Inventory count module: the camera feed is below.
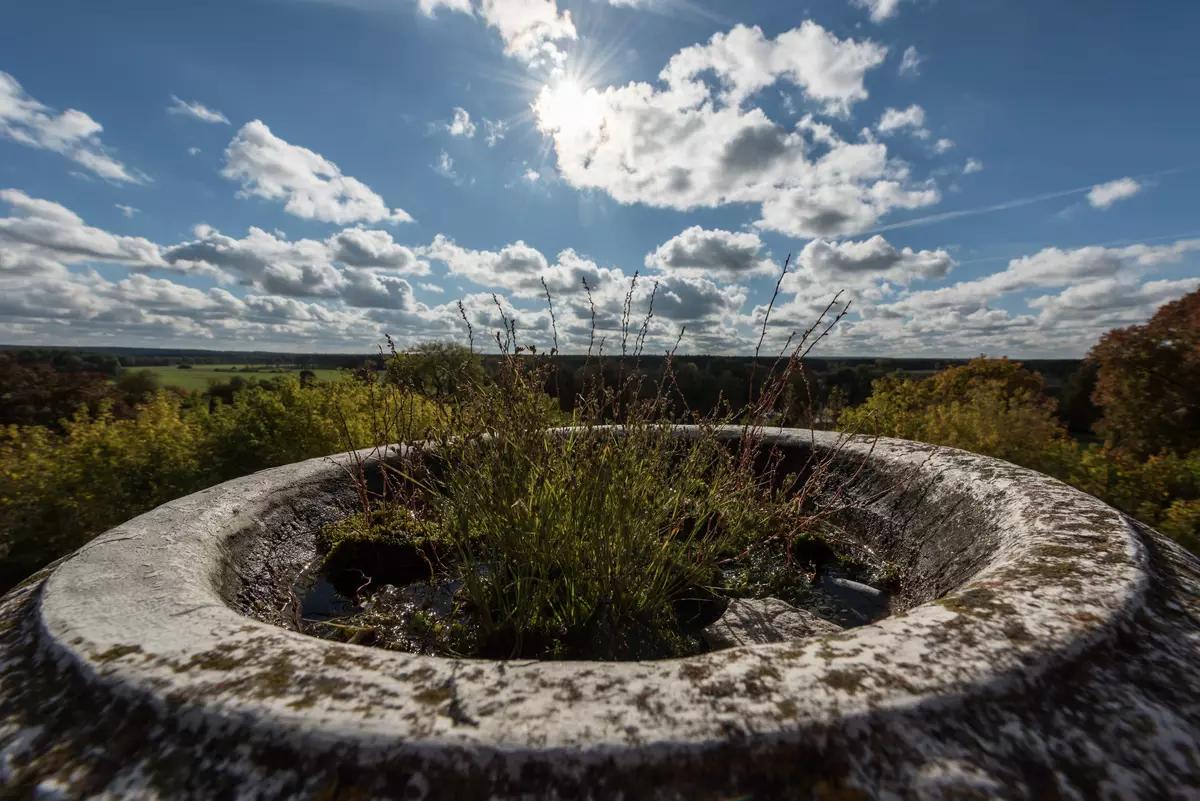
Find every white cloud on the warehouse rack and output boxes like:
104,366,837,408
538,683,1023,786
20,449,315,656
645,226,776,282
899,46,922,75
1087,177,1142,209
795,235,954,288
222,120,413,225
446,107,476,138
188,146,202,156
535,26,938,239
0,71,141,183
433,150,457,180
1028,276,1200,325
115,204,139,218
0,189,164,276
420,0,576,69
418,0,473,14
963,158,984,174
522,168,540,182
934,138,954,154
852,0,904,23
881,239,1200,317
422,234,748,346
877,105,930,139
3,188,1198,358
484,118,507,146
166,96,230,125
419,282,446,293
659,22,888,115
480,0,577,68
163,224,430,298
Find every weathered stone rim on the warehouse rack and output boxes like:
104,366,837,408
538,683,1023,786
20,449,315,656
34,427,1147,761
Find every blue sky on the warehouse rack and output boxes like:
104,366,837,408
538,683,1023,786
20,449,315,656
1,0,1198,356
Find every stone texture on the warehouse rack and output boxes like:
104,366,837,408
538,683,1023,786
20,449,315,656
818,574,889,623
702,598,843,649
0,427,1198,799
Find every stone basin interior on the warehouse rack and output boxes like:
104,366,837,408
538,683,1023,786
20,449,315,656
224,430,997,661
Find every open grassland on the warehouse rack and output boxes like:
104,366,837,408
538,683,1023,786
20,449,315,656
138,364,345,391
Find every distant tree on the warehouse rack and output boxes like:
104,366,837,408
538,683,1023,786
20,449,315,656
299,369,317,388
177,363,193,370
387,342,483,399
1089,287,1200,458
115,370,160,403
0,354,120,428
838,357,1066,471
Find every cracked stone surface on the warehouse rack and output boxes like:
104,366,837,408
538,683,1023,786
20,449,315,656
1,427,1199,799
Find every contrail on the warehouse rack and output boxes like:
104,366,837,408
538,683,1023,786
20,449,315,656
859,165,1195,237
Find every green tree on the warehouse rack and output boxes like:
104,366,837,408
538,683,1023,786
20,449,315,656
115,369,161,403
386,341,483,400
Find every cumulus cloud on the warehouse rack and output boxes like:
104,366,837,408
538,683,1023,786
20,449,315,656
796,236,953,287
659,22,888,114
221,120,413,225
934,138,954,154
0,189,164,276
115,204,139,218
877,105,929,139
163,224,430,298
166,96,230,124
1028,276,1200,325
1087,177,1142,209
188,147,201,156
418,0,473,14
446,107,476,138
419,0,576,69
963,158,984,174
535,25,939,239
0,71,141,183
880,239,1200,317
852,0,904,23
645,226,776,282
899,46,922,75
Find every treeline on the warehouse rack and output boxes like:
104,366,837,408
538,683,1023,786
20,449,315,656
0,345,370,369
840,289,1200,552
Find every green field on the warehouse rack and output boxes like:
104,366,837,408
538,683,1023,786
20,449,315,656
138,364,345,391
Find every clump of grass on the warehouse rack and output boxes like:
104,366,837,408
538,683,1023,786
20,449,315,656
319,261,885,660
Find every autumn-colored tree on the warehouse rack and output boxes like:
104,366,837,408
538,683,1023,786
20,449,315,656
838,357,1067,471
1089,287,1200,458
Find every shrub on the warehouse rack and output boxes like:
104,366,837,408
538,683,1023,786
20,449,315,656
331,281,876,659
0,377,439,591
839,357,1200,553
838,357,1068,472
0,394,209,589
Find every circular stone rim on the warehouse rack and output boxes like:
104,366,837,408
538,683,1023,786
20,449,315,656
35,428,1148,759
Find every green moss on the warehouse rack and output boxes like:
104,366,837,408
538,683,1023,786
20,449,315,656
93,644,144,663
936,587,1017,620
819,668,869,694
413,686,453,705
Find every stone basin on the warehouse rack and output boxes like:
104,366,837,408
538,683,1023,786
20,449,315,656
2,427,1199,799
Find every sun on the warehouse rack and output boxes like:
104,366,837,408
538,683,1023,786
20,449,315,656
532,77,602,136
